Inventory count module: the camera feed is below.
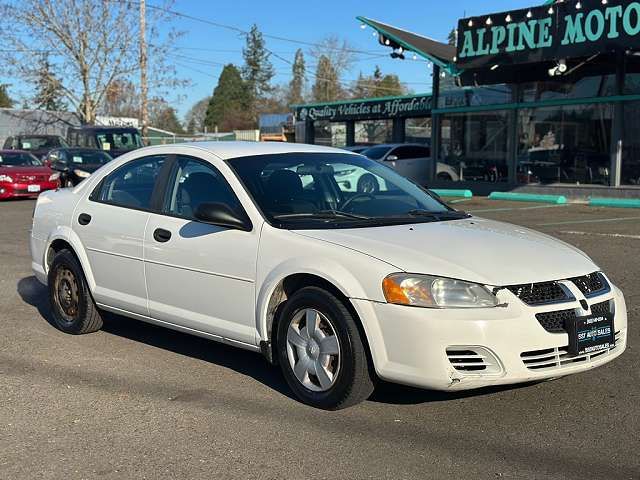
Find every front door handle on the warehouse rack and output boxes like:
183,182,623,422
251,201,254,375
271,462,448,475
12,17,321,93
78,213,92,225
153,228,172,243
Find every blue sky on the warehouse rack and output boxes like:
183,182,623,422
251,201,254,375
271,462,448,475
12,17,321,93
165,0,537,118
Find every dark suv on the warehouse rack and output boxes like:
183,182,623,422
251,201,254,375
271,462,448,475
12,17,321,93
2,134,68,162
67,127,143,158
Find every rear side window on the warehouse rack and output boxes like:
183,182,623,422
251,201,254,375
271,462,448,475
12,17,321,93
95,155,166,210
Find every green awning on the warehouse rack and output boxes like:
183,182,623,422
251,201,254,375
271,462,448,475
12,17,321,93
356,16,458,74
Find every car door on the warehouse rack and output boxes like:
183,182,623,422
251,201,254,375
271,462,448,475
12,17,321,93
388,146,430,185
73,154,168,316
143,154,260,346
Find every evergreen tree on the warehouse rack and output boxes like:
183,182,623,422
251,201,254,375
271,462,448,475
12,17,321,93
351,66,406,99
287,48,306,106
205,64,254,131
242,24,275,101
0,84,13,108
312,55,342,102
33,57,66,111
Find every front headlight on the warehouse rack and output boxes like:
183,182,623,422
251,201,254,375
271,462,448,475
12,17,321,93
49,172,60,181
382,273,499,309
74,169,91,178
0,174,14,183
334,169,357,177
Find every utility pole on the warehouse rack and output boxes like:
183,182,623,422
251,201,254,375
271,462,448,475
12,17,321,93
139,0,149,141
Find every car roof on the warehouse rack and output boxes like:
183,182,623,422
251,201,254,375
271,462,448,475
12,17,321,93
0,149,33,154
170,141,359,161
365,143,429,149
69,126,138,132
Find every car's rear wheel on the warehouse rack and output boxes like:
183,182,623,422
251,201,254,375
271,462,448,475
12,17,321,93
276,286,375,409
48,249,103,334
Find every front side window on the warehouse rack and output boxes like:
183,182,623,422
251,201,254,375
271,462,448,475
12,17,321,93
227,153,459,230
165,157,242,220
96,156,165,209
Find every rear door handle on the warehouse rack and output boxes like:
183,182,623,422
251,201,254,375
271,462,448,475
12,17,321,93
78,213,92,225
153,228,172,243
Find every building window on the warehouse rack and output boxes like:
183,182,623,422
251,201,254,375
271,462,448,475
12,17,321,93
622,101,640,186
517,104,613,185
438,85,513,109
405,118,431,144
354,119,392,145
440,110,509,183
313,121,346,147
520,75,617,103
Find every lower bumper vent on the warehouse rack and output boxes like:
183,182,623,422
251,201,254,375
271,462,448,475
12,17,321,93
446,347,502,375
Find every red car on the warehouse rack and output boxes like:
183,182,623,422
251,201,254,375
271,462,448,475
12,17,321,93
0,150,60,200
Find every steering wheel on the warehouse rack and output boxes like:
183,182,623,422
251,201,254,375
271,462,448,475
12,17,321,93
341,192,375,212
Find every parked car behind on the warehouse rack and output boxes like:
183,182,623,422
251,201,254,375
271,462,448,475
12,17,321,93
362,143,460,185
47,148,113,187
0,150,59,200
67,126,143,158
2,135,68,162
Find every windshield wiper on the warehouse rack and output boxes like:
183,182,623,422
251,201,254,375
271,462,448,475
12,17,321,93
273,210,371,221
406,209,471,219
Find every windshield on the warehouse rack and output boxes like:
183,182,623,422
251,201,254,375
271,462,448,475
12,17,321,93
18,136,66,150
227,153,460,229
0,152,42,166
362,145,392,160
95,131,143,151
65,150,112,165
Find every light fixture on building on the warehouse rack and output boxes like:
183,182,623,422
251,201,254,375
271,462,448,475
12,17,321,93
486,17,492,25
413,53,418,60
491,64,499,70
505,14,512,22
360,23,366,29
576,2,582,9
548,6,554,14
526,10,533,18
468,19,473,27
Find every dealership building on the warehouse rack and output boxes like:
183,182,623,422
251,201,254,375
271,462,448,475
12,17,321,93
294,0,640,197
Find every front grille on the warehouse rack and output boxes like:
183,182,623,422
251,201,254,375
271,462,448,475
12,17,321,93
505,272,610,306
521,331,622,371
569,272,607,297
506,282,568,305
535,300,612,333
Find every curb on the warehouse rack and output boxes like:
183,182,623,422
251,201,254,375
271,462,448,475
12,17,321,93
590,197,640,209
488,192,567,204
431,189,473,198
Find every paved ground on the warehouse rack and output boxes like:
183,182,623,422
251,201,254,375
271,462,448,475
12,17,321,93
1,197,638,480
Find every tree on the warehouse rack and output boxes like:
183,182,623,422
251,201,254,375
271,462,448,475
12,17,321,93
351,66,407,99
310,36,355,80
32,56,66,111
184,96,211,133
0,0,181,124
242,24,275,102
205,64,253,132
312,55,343,102
151,105,184,134
287,49,306,106
0,84,13,108
101,79,140,118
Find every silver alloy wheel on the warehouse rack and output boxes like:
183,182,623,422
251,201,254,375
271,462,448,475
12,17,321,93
286,308,341,392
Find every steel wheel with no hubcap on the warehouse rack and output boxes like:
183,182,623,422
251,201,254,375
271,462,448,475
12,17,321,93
286,308,341,392
54,267,79,323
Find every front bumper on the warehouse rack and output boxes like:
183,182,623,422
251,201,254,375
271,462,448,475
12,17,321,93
0,181,58,199
352,286,628,391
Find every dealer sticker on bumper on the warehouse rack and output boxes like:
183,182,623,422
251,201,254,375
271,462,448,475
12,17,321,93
567,313,615,356
27,185,41,193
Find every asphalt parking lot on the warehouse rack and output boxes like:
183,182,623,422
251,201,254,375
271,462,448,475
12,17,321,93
1,197,638,480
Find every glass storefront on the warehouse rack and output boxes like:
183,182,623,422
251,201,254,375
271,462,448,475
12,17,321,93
440,110,509,182
405,117,431,144
623,101,640,186
314,121,346,147
517,104,613,185
520,75,617,103
354,119,392,145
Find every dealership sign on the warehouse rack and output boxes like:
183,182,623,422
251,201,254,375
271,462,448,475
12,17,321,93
295,95,432,122
456,0,640,70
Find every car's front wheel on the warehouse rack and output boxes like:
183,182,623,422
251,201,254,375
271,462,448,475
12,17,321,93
48,249,103,334
276,286,375,409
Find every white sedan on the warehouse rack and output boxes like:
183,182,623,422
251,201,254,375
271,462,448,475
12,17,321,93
30,142,628,409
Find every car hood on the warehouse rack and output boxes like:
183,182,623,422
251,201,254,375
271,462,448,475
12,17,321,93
72,164,103,173
294,217,598,286
0,165,52,175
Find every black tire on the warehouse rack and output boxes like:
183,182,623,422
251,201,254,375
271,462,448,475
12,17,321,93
64,178,75,188
436,172,453,181
276,286,375,410
357,174,379,194
48,249,103,334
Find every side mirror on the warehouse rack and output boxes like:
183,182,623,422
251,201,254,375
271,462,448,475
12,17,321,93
194,202,252,232
386,155,398,161
51,160,69,172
